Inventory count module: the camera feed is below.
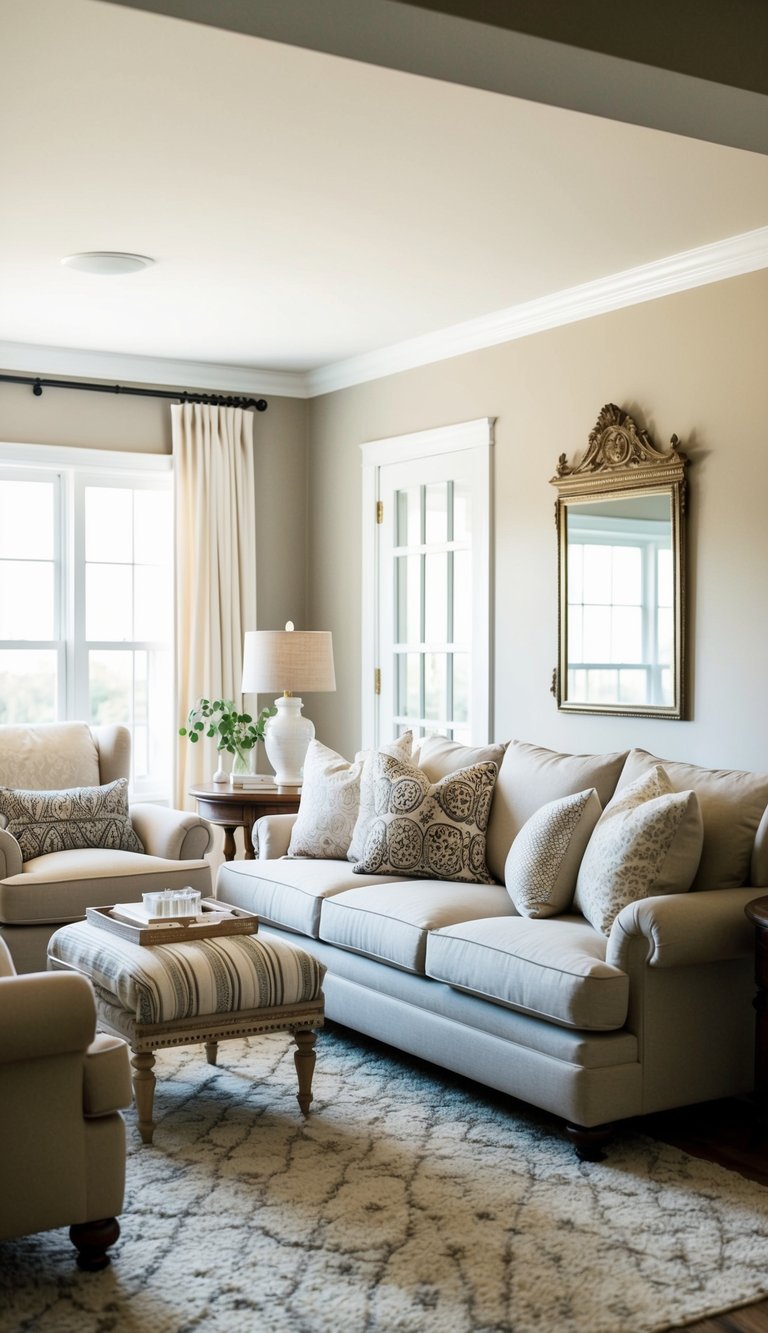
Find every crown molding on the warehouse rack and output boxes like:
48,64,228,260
306,225,768,396
3,226,768,403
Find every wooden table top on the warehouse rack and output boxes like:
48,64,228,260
189,782,302,805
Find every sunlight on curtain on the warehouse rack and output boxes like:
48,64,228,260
172,403,256,809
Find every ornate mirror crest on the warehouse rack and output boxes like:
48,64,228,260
551,404,689,720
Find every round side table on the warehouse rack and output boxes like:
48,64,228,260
190,782,302,861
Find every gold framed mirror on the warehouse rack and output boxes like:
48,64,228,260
550,404,689,719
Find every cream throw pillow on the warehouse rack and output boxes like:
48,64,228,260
574,766,703,935
346,732,413,863
287,740,364,859
353,752,498,884
504,788,602,918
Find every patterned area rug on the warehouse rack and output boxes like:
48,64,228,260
3,1024,768,1333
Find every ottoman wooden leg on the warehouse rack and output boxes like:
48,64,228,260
205,1040,219,1066
131,1050,157,1144
293,1028,317,1115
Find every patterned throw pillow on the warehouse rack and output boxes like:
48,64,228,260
0,778,144,862
353,752,498,884
347,732,413,863
504,788,602,918
574,766,703,935
287,740,364,859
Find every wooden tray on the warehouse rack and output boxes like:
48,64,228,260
86,898,259,946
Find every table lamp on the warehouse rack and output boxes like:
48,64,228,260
241,622,336,785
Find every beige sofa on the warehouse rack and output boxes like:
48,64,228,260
215,738,768,1157
0,722,213,972
0,936,132,1268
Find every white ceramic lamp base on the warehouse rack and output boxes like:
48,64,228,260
264,696,314,786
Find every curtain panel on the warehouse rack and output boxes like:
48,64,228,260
172,402,257,809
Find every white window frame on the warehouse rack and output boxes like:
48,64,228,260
360,418,494,749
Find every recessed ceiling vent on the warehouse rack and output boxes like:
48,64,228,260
61,252,154,276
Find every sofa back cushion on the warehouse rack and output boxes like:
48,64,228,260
416,735,507,782
485,741,628,884
617,749,768,890
0,723,101,792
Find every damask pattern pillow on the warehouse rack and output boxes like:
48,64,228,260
287,740,364,859
347,732,413,863
353,752,498,884
504,788,602,918
0,777,144,862
574,766,703,935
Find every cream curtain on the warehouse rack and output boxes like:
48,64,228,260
172,402,257,808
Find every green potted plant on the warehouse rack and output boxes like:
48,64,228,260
179,697,276,781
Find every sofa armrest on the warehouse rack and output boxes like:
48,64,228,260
253,813,298,859
130,803,213,859
83,1033,133,1115
0,971,96,1062
607,886,762,971
0,827,23,880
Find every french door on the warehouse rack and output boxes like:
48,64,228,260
361,419,493,748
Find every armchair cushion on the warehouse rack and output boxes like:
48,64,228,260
0,778,144,861
0,849,212,924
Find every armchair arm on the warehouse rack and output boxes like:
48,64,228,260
83,1033,132,1115
0,827,22,879
0,971,95,1062
607,886,761,971
130,803,212,860
253,813,298,859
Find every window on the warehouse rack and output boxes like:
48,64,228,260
0,444,173,798
361,419,493,748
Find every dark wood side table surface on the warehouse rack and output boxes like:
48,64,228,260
744,895,768,1119
190,782,302,862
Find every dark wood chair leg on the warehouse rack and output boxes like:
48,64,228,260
565,1122,612,1161
69,1217,120,1270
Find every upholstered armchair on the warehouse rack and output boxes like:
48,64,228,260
0,722,213,972
0,936,132,1268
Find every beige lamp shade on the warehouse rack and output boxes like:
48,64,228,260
241,628,336,695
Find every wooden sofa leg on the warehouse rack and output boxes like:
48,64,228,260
565,1122,612,1162
69,1217,120,1270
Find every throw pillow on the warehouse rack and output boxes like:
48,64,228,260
353,752,498,884
0,777,144,862
574,766,703,935
287,740,364,859
504,788,602,918
347,732,413,863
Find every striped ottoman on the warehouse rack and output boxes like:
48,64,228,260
48,921,325,1144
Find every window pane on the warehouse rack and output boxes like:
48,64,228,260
582,546,612,604
86,565,133,640
582,605,611,662
0,562,55,638
657,548,673,606
612,546,642,603
617,669,647,704
86,486,133,563
453,653,470,723
424,552,447,644
134,491,172,565
134,566,171,641
424,482,448,545
396,555,420,644
657,607,673,664
567,543,583,603
453,550,471,648
586,668,618,703
452,479,471,543
397,652,421,720
0,649,57,722
89,649,132,724
396,487,420,548
567,606,583,662
424,653,447,721
0,481,54,559
611,606,642,663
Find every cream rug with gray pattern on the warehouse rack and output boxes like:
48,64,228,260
3,1025,768,1333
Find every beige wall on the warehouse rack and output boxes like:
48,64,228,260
307,269,768,772
0,379,309,633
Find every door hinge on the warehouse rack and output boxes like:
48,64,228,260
375,500,383,524
374,667,381,695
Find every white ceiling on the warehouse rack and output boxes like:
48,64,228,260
3,0,768,395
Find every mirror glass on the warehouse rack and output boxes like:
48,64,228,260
552,405,688,719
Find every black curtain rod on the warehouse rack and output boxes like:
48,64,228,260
0,373,268,412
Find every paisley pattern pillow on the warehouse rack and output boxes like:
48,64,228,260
0,777,144,862
574,766,703,935
505,788,602,918
347,732,413,862
353,753,498,884
287,740,364,859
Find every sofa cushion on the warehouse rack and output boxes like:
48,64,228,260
486,741,628,883
505,788,602,918
0,850,212,925
347,733,413,863
416,735,507,782
574,767,703,935
353,754,497,885
286,740,363,859
425,916,629,1030
617,750,768,891
0,778,144,862
319,879,514,974
216,856,403,938
0,722,101,791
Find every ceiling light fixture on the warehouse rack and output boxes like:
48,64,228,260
61,252,154,276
